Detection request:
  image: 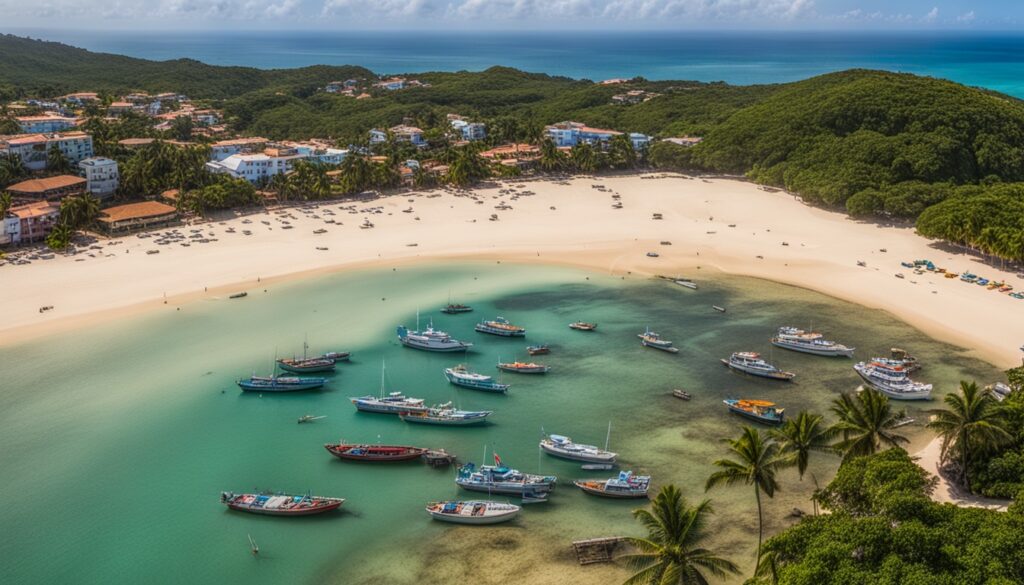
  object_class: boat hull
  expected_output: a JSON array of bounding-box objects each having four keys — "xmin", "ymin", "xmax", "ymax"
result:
[
  {"xmin": 771, "ymin": 340, "xmax": 854, "ymax": 357},
  {"xmin": 350, "ymin": 400, "xmax": 429, "ymax": 415},
  {"xmin": 641, "ymin": 339, "xmax": 678, "ymax": 353},
  {"xmin": 399, "ymin": 338, "xmax": 471, "ymax": 352},
  {"xmin": 496, "ymin": 364, "xmax": 549, "ymax": 374},
  {"xmin": 238, "ymin": 381, "xmax": 325, "ymax": 392},
  {"xmin": 444, "ymin": 371, "xmax": 510, "ymax": 393},
  {"xmin": 475, "ymin": 325, "xmax": 526, "ymax": 337},
  {"xmin": 540, "ymin": 443, "xmax": 617, "ymax": 464},
  {"xmin": 573, "ymin": 481, "xmax": 648, "ymax": 499},
  {"xmin": 400, "ymin": 413, "xmax": 491, "ymax": 426},
  {"xmin": 455, "ymin": 481, "xmax": 552, "ymax": 496},
  {"xmin": 726, "ymin": 406, "xmax": 784, "ymax": 425},
  {"xmin": 225, "ymin": 500, "xmax": 343, "ymax": 516},
  {"xmin": 721, "ymin": 359, "xmax": 794, "ymax": 380},
  {"xmin": 325, "ymin": 445, "xmax": 427, "ymax": 461},
  {"xmin": 427, "ymin": 505, "xmax": 519, "ymax": 525},
  {"xmin": 854, "ymin": 371, "xmax": 932, "ymax": 401},
  {"xmin": 276, "ymin": 361, "xmax": 336, "ymax": 373}
]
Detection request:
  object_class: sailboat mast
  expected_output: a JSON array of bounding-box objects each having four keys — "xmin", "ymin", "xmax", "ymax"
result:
[
  {"xmin": 379, "ymin": 360, "xmax": 386, "ymax": 399},
  {"xmin": 605, "ymin": 421, "xmax": 612, "ymax": 451}
]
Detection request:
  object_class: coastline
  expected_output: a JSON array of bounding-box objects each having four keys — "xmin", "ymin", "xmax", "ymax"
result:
[
  {"xmin": 2, "ymin": 173, "xmax": 1022, "ymax": 369},
  {"xmin": 914, "ymin": 437, "xmax": 1011, "ymax": 511}
]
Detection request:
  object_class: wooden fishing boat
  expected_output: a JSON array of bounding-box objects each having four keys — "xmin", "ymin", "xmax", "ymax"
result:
[
  {"xmin": 426, "ymin": 501, "xmax": 520, "ymax": 525},
  {"xmin": 496, "ymin": 361, "xmax": 550, "ymax": 374},
  {"xmin": 574, "ymin": 471, "xmax": 650, "ymax": 499},
  {"xmin": 441, "ymin": 303, "xmax": 473, "ymax": 314},
  {"xmin": 526, "ymin": 344, "xmax": 550, "ymax": 356},
  {"xmin": 723, "ymin": 399, "xmax": 785, "ymax": 425},
  {"xmin": 221, "ymin": 491, "xmax": 344, "ymax": 516},
  {"xmin": 672, "ymin": 389, "xmax": 691, "ymax": 400},
  {"xmin": 569, "ymin": 321, "xmax": 598, "ymax": 331},
  {"xmin": 324, "ymin": 443, "xmax": 429, "ymax": 462}
]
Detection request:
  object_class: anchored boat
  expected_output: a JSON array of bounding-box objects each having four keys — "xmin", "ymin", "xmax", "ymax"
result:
[
  {"xmin": 324, "ymin": 443, "xmax": 429, "ymax": 462},
  {"xmin": 526, "ymin": 344, "xmax": 550, "ymax": 356},
  {"xmin": 350, "ymin": 362, "xmax": 428, "ymax": 414},
  {"xmin": 237, "ymin": 374, "xmax": 326, "ymax": 392},
  {"xmin": 724, "ymin": 399, "xmax": 785, "ymax": 425},
  {"xmin": 853, "ymin": 359, "xmax": 932, "ymax": 400},
  {"xmin": 220, "ymin": 491, "xmax": 344, "ymax": 516},
  {"xmin": 397, "ymin": 324, "xmax": 472, "ymax": 352},
  {"xmin": 638, "ymin": 327, "xmax": 679, "ymax": 353},
  {"xmin": 574, "ymin": 471, "xmax": 650, "ymax": 499},
  {"xmin": 569, "ymin": 321, "xmax": 598, "ymax": 331},
  {"xmin": 441, "ymin": 303, "xmax": 473, "ymax": 314},
  {"xmin": 721, "ymin": 352, "xmax": 795, "ymax": 380},
  {"xmin": 277, "ymin": 339, "xmax": 337, "ymax": 373},
  {"xmin": 444, "ymin": 365, "xmax": 510, "ymax": 393},
  {"xmin": 770, "ymin": 327, "xmax": 854, "ymax": 357},
  {"xmin": 540, "ymin": 431, "xmax": 617, "ymax": 464},
  {"xmin": 475, "ymin": 316, "xmax": 526, "ymax": 337},
  {"xmin": 496, "ymin": 361, "xmax": 550, "ymax": 374},
  {"xmin": 400, "ymin": 403, "xmax": 492, "ymax": 426},
  {"xmin": 456, "ymin": 461, "xmax": 556, "ymax": 497},
  {"xmin": 426, "ymin": 501, "xmax": 520, "ymax": 525}
]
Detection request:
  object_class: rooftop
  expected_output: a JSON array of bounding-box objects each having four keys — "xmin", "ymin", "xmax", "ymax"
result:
[
  {"xmin": 212, "ymin": 137, "xmax": 269, "ymax": 147},
  {"xmin": 15, "ymin": 115, "xmax": 79, "ymax": 123},
  {"xmin": 98, "ymin": 201, "xmax": 177, "ymax": 224},
  {"xmin": 7, "ymin": 175, "xmax": 87, "ymax": 194},
  {"xmin": 9, "ymin": 200, "xmax": 61, "ymax": 219},
  {"xmin": 80, "ymin": 157, "xmax": 117, "ymax": 167}
]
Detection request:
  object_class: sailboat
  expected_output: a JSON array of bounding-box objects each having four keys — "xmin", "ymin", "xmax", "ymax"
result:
[
  {"xmin": 277, "ymin": 336, "xmax": 336, "ymax": 373},
  {"xmin": 540, "ymin": 422, "xmax": 618, "ymax": 464},
  {"xmin": 441, "ymin": 290, "xmax": 473, "ymax": 314},
  {"xmin": 350, "ymin": 362, "xmax": 428, "ymax": 414}
]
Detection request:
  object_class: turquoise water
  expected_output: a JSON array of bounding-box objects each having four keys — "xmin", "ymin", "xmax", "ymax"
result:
[
  {"xmin": 11, "ymin": 30, "xmax": 1024, "ymax": 97},
  {"xmin": 0, "ymin": 263, "xmax": 1002, "ymax": 584}
]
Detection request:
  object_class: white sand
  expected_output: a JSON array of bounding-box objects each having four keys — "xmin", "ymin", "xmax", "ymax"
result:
[
  {"xmin": 914, "ymin": 437, "xmax": 1010, "ymax": 511},
  {"xmin": 2, "ymin": 173, "xmax": 1023, "ymax": 368}
]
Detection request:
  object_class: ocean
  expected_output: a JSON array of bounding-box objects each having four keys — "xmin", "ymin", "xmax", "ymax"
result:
[
  {"xmin": 0, "ymin": 262, "xmax": 1002, "ymax": 585},
  {"xmin": 9, "ymin": 29, "xmax": 1024, "ymax": 97}
]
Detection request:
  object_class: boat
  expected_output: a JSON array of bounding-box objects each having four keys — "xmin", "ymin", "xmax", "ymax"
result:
[
  {"xmin": 854, "ymin": 360, "xmax": 933, "ymax": 400},
  {"xmin": 319, "ymin": 351, "xmax": 351, "ymax": 362},
  {"xmin": 475, "ymin": 317, "xmax": 526, "ymax": 337},
  {"xmin": 297, "ymin": 415, "xmax": 326, "ymax": 424},
  {"xmin": 569, "ymin": 321, "xmax": 598, "ymax": 331},
  {"xmin": 890, "ymin": 348, "xmax": 921, "ymax": 372},
  {"xmin": 674, "ymin": 279, "xmax": 698, "ymax": 290},
  {"xmin": 770, "ymin": 326, "xmax": 855, "ymax": 357},
  {"xmin": 712, "ymin": 305, "xmax": 726, "ymax": 313},
  {"xmin": 397, "ymin": 323, "xmax": 473, "ymax": 352},
  {"xmin": 220, "ymin": 491, "xmax": 344, "ymax": 516},
  {"xmin": 444, "ymin": 365, "xmax": 510, "ymax": 393},
  {"xmin": 672, "ymin": 389, "xmax": 692, "ymax": 400},
  {"xmin": 646, "ymin": 252, "xmax": 660, "ymax": 258},
  {"xmin": 248, "ymin": 534, "xmax": 259, "ymax": 555},
  {"xmin": 277, "ymin": 355, "xmax": 336, "ymax": 373},
  {"xmin": 581, "ymin": 463, "xmax": 614, "ymax": 470},
  {"xmin": 540, "ymin": 430, "xmax": 617, "ymax": 464},
  {"xmin": 350, "ymin": 362, "xmax": 429, "ymax": 414},
  {"xmin": 400, "ymin": 403, "xmax": 492, "ymax": 426},
  {"xmin": 638, "ymin": 327, "xmax": 679, "ymax": 353},
  {"xmin": 991, "ymin": 382, "xmax": 1013, "ymax": 399},
  {"xmin": 229, "ymin": 292, "xmax": 247, "ymax": 299},
  {"xmin": 441, "ymin": 303, "xmax": 473, "ymax": 314},
  {"xmin": 496, "ymin": 361, "xmax": 550, "ymax": 374},
  {"xmin": 574, "ymin": 471, "xmax": 650, "ymax": 499},
  {"xmin": 456, "ymin": 461, "xmax": 556, "ymax": 497},
  {"xmin": 237, "ymin": 375, "xmax": 326, "ymax": 392},
  {"xmin": 324, "ymin": 443, "xmax": 429, "ymax": 462},
  {"xmin": 721, "ymin": 352, "xmax": 795, "ymax": 381},
  {"xmin": 723, "ymin": 399, "xmax": 785, "ymax": 425},
  {"xmin": 526, "ymin": 344, "xmax": 550, "ymax": 356},
  {"xmin": 426, "ymin": 501, "xmax": 521, "ymax": 525}
]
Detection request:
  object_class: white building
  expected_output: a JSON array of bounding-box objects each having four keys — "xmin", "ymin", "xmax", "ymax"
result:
[
  {"xmin": 0, "ymin": 132, "xmax": 94, "ymax": 171},
  {"xmin": 209, "ymin": 137, "xmax": 269, "ymax": 162},
  {"xmin": 450, "ymin": 119, "xmax": 486, "ymax": 142},
  {"xmin": 79, "ymin": 157, "xmax": 119, "ymax": 198},
  {"xmin": 15, "ymin": 115, "xmax": 79, "ymax": 134},
  {"xmin": 0, "ymin": 212, "xmax": 20, "ymax": 246},
  {"xmin": 284, "ymin": 142, "xmax": 348, "ymax": 165},
  {"xmin": 205, "ymin": 149, "xmax": 303, "ymax": 183},
  {"xmin": 544, "ymin": 121, "xmax": 651, "ymax": 151}
]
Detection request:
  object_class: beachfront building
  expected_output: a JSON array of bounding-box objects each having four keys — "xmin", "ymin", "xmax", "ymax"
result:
[
  {"xmin": 15, "ymin": 115, "xmax": 79, "ymax": 134},
  {"xmin": 480, "ymin": 143, "xmax": 541, "ymax": 169},
  {"xmin": 629, "ymin": 132, "xmax": 652, "ymax": 150},
  {"xmin": 1, "ymin": 211, "xmax": 20, "ymax": 245},
  {"xmin": 6, "ymin": 201, "xmax": 61, "ymax": 244},
  {"xmin": 544, "ymin": 122, "xmax": 651, "ymax": 151},
  {"xmin": 282, "ymin": 141, "xmax": 349, "ymax": 165},
  {"xmin": 209, "ymin": 137, "xmax": 269, "ymax": 162},
  {"xmin": 205, "ymin": 147, "xmax": 304, "ymax": 183},
  {"xmin": 450, "ymin": 118, "xmax": 487, "ymax": 142},
  {"xmin": 6, "ymin": 175, "xmax": 87, "ymax": 202},
  {"xmin": 96, "ymin": 201, "xmax": 179, "ymax": 235},
  {"xmin": 79, "ymin": 157, "xmax": 119, "ymax": 198},
  {"xmin": 369, "ymin": 126, "xmax": 426, "ymax": 147}
]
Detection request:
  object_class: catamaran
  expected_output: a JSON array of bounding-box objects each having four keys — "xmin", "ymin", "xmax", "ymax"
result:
[
  {"xmin": 475, "ymin": 316, "xmax": 526, "ymax": 337},
  {"xmin": 399, "ymin": 403, "xmax": 493, "ymax": 426},
  {"xmin": 723, "ymin": 399, "xmax": 785, "ymax": 425},
  {"xmin": 426, "ymin": 501, "xmax": 520, "ymax": 525},
  {"xmin": 721, "ymin": 352, "xmax": 795, "ymax": 380},
  {"xmin": 220, "ymin": 491, "xmax": 344, "ymax": 516},
  {"xmin": 638, "ymin": 327, "xmax": 679, "ymax": 353},
  {"xmin": 853, "ymin": 359, "xmax": 932, "ymax": 400},
  {"xmin": 456, "ymin": 460, "xmax": 556, "ymax": 497},
  {"xmin": 574, "ymin": 471, "xmax": 650, "ymax": 499},
  {"xmin": 444, "ymin": 365, "xmax": 510, "ymax": 393},
  {"xmin": 237, "ymin": 374, "xmax": 327, "ymax": 392},
  {"xmin": 770, "ymin": 327, "xmax": 855, "ymax": 357},
  {"xmin": 540, "ymin": 426, "xmax": 618, "ymax": 464}
]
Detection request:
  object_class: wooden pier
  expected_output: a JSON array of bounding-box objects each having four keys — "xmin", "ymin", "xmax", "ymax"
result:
[{"xmin": 572, "ymin": 536, "xmax": 625, "ymax": 565}]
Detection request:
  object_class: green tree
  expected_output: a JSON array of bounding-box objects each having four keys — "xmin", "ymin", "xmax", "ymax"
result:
[
  {"xmin": 1, "ymin": 153, "xmax": 27, "ymax": 186},
  {"xmin": 338, "ymin": 153, "xmax": 372, "ymax": 194},
  {"xmin": 446, "ymin": 147, "xmax": 490, "ymax": 187},
  {"xmin": 619, "ymin": 484, "xmax": 739, "ymax": 585},
  {"xmin": 60, "ymin": 194, "xmax": 101, "ymax": 229},
  {"xmin": 705, "ymin": 426, "xmax": 783, "ymax": 563},
  {"xmin": 570, "ymin": 142, "xmax": 598, "ymax": 173},
  {"xmin": 608, "ymin": 134, "xmax": 637, "ymax": 169},
  {"xmin": 538, "ymin": 138, "xmax": 565, "ymax": 172},
  {"xmin": 830, "ymin": 389, "xmax": 909, "ymax": 462},
  {"xmin": 771, "ymin": 411, "xmax": 836, "ymax": 480},
  {"xmin": 46, "ymin": 145, "xmax": 71, "ymax": 173},
  {"xmin": 927, "ymin": 381, "xmax": 1012, "ymax": 491},
  {"xmin": 45, "ymin": 223, "xmax": 73, "ymax": 250},
  {"xmin": 0, "ymin": 191, "xmax": 11, "ymax": 216}
]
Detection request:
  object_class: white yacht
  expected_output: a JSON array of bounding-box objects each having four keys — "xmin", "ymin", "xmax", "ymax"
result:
[
  {"xmin": 771, "ymin": 327, "xmax": 854, "ymax": 357},
  {"xmin": 853, "ymin": 359, "xmax": 932, "ymax": 400}
]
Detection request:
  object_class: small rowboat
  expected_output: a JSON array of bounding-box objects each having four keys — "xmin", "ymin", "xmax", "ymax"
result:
[
  {"xmin": 297, "ymin": 414, "xmax": 326, "ymax": 423},
  {"xmin": 672, "ymin": 389, "xmax": 691, "ymax": 400},
  {"xmin": 712, "ymin": 305, "xmax": 726, "ymax": 313},
  {"xmin": 426, "ymin": 501, "xmax": 520, "ymax": 525},
  {"xmin": 497, "ymin": 361, "xmax": 550, "ymax": 374},
  {"xmin": 324, "ymin": 443, "xmax": 428, "ymax": 462},
  {"xmin": 569, "ymin": 321, "xmax": 598, "ymax": 331},
  {"xmin": 221, "ymin": 491, "xmax": 344, "ymax": 516},
  {"xmin": 229, "ymin": 292, "xmax": 248, "ymax": 299},
  {"xmin": 526, "ymin": 344, "xmax": 550, "ymax": 356}
]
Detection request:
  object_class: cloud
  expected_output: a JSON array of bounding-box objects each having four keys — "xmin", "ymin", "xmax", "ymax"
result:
[
  {"xmin": 922, "ymin": 6, "xmax": 938, "ymax": 23},
  {"xmin": 956, "ymin": 10, "xmax": 975, "ymax": 23}
]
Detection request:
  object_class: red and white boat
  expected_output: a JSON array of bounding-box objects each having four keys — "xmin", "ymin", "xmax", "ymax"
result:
[
  {"xmin": 324, "ymin": 442, "xmax": 429, "ymax": 461},
  {"xmin": 220, "ymin": 491, "xmax": 344, "ymax": 516}
]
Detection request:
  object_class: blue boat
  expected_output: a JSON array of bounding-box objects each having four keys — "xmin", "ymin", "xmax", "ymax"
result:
[
  {"xmin": 723, "ymin": 399, "xmax": 785, "ymax": 425},
  {"xmin": 444, "ymin": 365, "xmax": 510, "ymax": 393},
  {"xmin": 237, "ymin": 375, "xmax": 327, "ymax": 392}
]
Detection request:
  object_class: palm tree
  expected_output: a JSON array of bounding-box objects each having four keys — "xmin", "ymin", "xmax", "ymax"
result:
[
  {"xmin": 608, "ymin": 134, "xmax": 637, "ymax": 169},
  {"xmin": 0, "ymin": 191, "xmax": 11, "ymax": 216},
  {"xmin": 538, "ymin": 138, "xmax": 564, "ymax": 172},
  {"xmin": 771, "ymin": 411, "xmax": 836, "ymax": 480},
  {"xmin": 46, "ymin": 223, "xmax": 73, "ymax": 251},
  {"xmin": 619, "ymin": 484, "xmax": 739, "ymax": 585},
  {"xmin": 47, "ymin": 145, "xmax": 71, "ymax": 173},
  {"xmin": 927, "ymin": 381, "xmax": 1011, "ymax": 491},
  {"xmin": 1, "ymin": 153, "xmax": 26, "ymax": 182},
  {"xmin": 570, "ymin": 142, "xmax": 598, "ymax": 173},
  {"xmin": 829, "ymin": 389, "xmax": 909, "ymax": 462},
  {"xmin": 705, "ymin": 426, "xmax": 783, "ymax": 563}
]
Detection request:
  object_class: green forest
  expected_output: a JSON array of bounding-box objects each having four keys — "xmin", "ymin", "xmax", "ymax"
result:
[{"xmin": 2, "ymin": 35, "xmax": 1024, "ymax": 262}]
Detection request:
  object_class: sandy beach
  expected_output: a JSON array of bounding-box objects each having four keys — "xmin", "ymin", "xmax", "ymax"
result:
[{"xmin": 2, "ymin": 173, "xmax": 1023, "ymax": 369}]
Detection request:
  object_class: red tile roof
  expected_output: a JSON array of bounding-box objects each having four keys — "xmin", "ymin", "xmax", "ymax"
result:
[{"xmin": 7, "ymin": 175, "xmax": 87, "ymax": 194}]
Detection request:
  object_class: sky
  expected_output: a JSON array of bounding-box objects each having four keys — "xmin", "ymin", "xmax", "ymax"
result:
[{"xmin": 0, "ymin": 0, "xmax": 1015, "ymax": 30}]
